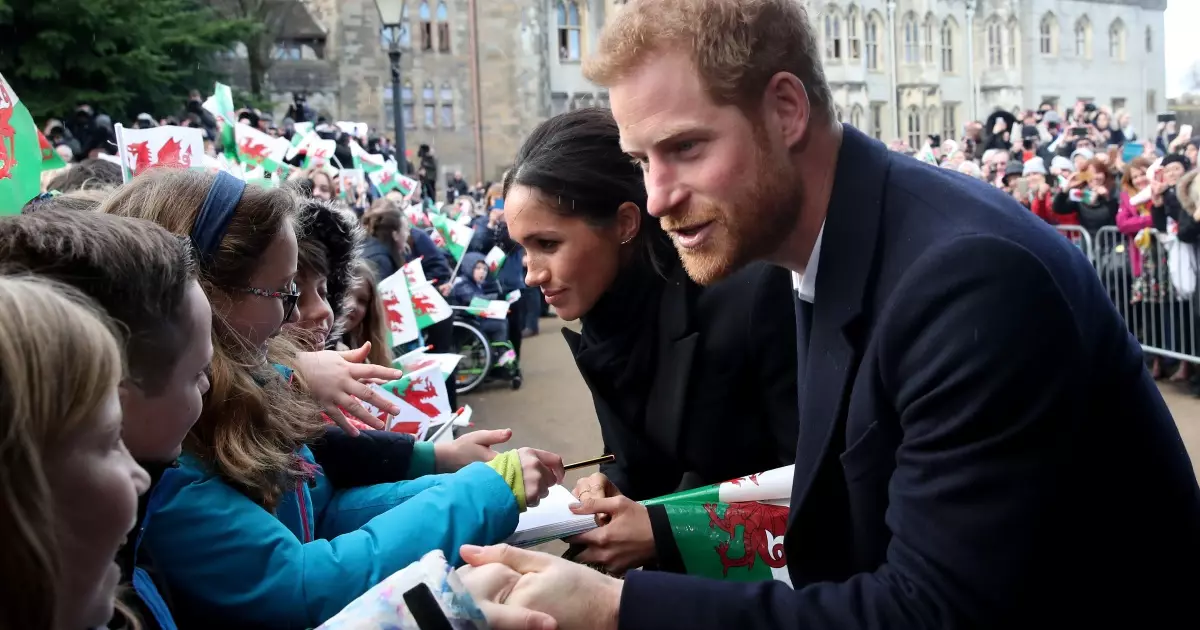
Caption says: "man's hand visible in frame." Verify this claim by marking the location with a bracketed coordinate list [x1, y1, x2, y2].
[460, 544, 623, 630]
[566, 495, 656, 575]
[434, 429, 511, 473]
[293, 343, 403, 435]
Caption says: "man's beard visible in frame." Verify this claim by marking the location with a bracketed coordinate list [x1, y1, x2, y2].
[673, 147, 800, 286]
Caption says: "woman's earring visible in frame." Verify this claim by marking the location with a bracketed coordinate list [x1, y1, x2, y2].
[621, 236, 633, 245]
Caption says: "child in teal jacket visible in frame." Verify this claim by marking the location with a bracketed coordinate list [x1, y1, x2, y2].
[142, 444, 523, 628]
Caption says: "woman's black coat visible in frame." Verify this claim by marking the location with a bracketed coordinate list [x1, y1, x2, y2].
[563, 261, 798, 566]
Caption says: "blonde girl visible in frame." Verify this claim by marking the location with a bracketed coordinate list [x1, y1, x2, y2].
[0, 276, 149, 630]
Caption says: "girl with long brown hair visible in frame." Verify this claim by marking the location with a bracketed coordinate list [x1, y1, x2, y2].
[339, 259, 394, 366]
[99, 169, 563, 628]
[0, 276, 149, 630]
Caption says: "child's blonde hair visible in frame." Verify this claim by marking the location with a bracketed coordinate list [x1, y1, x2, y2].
[100, 168, 323, 509]
[0, 276, 124, 629]
[344, 260, 394, 367]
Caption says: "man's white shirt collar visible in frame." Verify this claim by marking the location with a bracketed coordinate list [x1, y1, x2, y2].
[791, 222, 824, 303]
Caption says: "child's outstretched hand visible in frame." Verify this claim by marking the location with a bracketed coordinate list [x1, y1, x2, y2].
[435, 429, 513, 473]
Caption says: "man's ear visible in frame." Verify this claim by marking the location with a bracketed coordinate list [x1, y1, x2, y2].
[762, 71, 811, 151]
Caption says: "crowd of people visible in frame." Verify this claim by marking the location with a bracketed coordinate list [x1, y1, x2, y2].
[4, 0, 1200, 628]
[906, 97, 1200, 396]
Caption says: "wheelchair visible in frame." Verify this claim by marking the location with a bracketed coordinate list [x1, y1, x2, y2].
[450, 313, 522, 395]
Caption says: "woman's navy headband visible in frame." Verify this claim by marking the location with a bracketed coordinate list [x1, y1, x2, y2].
[190, 171, 245, 267]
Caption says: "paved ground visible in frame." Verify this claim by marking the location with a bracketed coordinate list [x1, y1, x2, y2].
[465, 317, 1200, 488]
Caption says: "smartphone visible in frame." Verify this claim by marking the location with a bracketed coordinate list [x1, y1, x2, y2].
[1016, 178, 1029, 198]
[1181, 124, 1193, 138]
[1071, 127, 1090, 138]
[1158, 113, 1178, 123]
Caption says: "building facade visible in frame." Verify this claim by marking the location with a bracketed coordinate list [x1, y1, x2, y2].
[546, 0, 1167, 148]
[226, 0, 1168, 184]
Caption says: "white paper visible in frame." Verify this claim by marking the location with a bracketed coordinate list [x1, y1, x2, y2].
[506, 485, 597, 548]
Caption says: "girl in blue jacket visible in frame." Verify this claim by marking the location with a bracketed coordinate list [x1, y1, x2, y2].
[103, 169, 564, 629]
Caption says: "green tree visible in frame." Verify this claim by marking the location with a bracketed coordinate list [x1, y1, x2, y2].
[0, 0, 255, 122]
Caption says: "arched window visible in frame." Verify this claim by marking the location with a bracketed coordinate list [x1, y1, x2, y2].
[902, 13, 919, 64]
[850, 104, 864, 129]
[1039, 13, 1057, 55]
[436, 2, 450, 53]
[941, 103, 957, 143]
[824, 9, 843, 61]
[422, 81, 435, 128]
[1145, 26, 1153, 53]
[926, 107, 939, 142]
[1007, 21, 1019, 68]
[986, 18, 1003, 67]
[439, 82, 454, 128]
[1074, 16, 1092, 59]
[865, 12, 882, 70]
[922, 14, 936, 65]
[418, 2, 432, 51]
[1109, 19, 1125, 61]
[558, 1, 582, 61]
[402, 80, 415, 129]
[847, 6, 861, 60]
[906, 107, 922, 150]
[940, 18, 956, 72]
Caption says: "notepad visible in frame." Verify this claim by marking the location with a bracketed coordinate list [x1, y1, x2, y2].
[505, 485, 598, 548]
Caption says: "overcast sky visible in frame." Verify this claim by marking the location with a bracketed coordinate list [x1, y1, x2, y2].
[1165, 1, 1198, 97]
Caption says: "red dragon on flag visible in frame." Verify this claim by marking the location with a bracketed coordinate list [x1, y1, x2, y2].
[382, 293, 408, 332]
[389, 376, 440, 418]
[0, 79, 16, 181]
[128, 138, 193, 174]
[239, 137, 271, 163]
[704, 501, 789, 576]
[411, 293, 437, 316]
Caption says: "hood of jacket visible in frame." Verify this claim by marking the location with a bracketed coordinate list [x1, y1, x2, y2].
[457, 251, 488, 280]
[296, 199, 364, 345]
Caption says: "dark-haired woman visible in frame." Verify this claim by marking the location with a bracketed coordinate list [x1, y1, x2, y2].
[503, 108, 798, 575]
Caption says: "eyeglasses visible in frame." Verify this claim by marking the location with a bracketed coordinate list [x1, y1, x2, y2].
[239, 284, 300, 322]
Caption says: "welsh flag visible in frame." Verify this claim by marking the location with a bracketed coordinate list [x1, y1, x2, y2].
[350, 140, 386, 173]
[379, 364, 453, 437]
[401, 257, 426, 285]
[290, 122, 314, 147]
[641, 465, 793, 585]
[302, 138, 338, 169]
[369, 163, 418, 198]
[39, 130, 66, 171]
[394, 348, 462, 380]
[408, 280, 452, 329]
[0, 72, 45, 214]
[378, 270, 420, 347]
[485, 246, 507, 273]
[114, 124, 206, 182]
[202, 82, 236, 158]
[430, 212, 474, 261]
[405, 203, 430, 228]
[467, 297, 509, 320]
[235, 123, 290, 172]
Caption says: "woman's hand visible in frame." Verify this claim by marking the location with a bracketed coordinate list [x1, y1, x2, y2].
[435, 429, 512, 473]
[565, 496, 656, 575]
[293, 343, 404, 436]
[572, 473, 623, 523]
[518, 448, 565, 508]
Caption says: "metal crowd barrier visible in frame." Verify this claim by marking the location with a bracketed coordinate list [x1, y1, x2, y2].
[1083, 225, 1200, 363]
